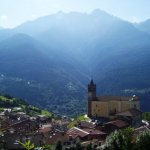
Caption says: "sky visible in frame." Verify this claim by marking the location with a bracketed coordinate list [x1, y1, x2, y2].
[0, 0, 150, 28]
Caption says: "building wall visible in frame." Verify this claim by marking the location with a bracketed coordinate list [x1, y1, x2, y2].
[90, 100, 140, 118]
[130, 101, 140, 110]
[88, 101, 92, 117]
[120, 101, 130, 112]
[91, 101, 109, 117]
[109, 101, 120, 113]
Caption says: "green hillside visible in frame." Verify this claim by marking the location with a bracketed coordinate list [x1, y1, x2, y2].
[0, 94, 52, 117]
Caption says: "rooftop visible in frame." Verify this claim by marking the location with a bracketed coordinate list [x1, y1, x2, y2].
[116, 108, 142, 117]
[67, 127, 89, 139]
[78, 121, 96, 129]
[104, 119, 129, 128]
[96, 95, 140, 101]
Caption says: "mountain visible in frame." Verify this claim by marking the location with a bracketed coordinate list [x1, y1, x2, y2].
[0, 33, 88, 116]
[13, 10, 119, 60]
[0, 28, 15, 41]
[0, 9, 150, 114]
[134, 19, 150, 34]
[13, 10, 150, 64]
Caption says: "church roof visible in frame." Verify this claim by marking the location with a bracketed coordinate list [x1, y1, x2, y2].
[96, 95, 140, 101]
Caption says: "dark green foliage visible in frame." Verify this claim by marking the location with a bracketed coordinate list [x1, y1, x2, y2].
[136, 131, 150, 150]
[55, 141, 62, 150]
[104, 128, 134, 150]
[75, 142, 83, 150]
[0, 94, 52, 117]
[65, 142, 83, 150]
[104, 127, 150, 150]
[86, 143, 93, 150]
[43, 145, 52, 150]
[142, 112, 150, 121]
[68, 147, 76, 150]
[3, 94, 13, 99]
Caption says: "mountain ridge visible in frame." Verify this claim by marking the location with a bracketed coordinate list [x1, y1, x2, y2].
[0, 9, 150, 115]
[134, 19, 150, 34]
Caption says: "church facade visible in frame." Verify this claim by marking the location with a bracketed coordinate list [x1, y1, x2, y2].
[88, 80, 140, 118]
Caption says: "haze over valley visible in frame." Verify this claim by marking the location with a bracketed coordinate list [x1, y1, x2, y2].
[0, 9, 150, 115]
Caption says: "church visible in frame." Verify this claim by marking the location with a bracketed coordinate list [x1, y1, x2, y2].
[88, 79, 140, 118]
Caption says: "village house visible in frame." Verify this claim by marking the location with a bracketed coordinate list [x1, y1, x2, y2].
[102, 119, 129, 134]
[0, 80, 146, 149]
[78, 121, 96, 129]
[115, 108, 142, 127]
[67, 127, 106, 143]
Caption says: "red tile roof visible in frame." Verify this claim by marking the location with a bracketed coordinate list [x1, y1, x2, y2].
[67, 127, 106, 140]
[46, 132, 69, 145]
[39, 127, 52, 133]
[83, 128, 106, 135]
[67, 127, 89, 139]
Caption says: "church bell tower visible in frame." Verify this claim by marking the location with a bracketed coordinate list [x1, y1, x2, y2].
[88, 79, 96, 100]
[88, 79, 96, 117]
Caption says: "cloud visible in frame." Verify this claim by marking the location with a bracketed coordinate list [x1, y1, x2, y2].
[1, 15, 8, 20]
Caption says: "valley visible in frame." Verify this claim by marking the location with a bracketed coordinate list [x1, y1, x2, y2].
[0, 10, 150, 115]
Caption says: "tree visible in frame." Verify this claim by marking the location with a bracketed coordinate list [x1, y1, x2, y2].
[104, 128, 134, 150]
[86, 143, 93, 150]
[136, 131, 150, 150]
[55, 141, 62, 150]
[142, 112, 150, 121]
[75, 142, 83, 150]
[42, 144, 52, 150]
[19, 140, 34, 150]
[121, 127, 134, 149]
